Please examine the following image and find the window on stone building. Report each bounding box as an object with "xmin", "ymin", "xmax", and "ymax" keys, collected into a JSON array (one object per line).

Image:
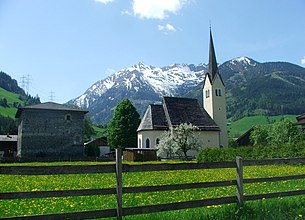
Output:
[
  {"xmin": 65, "ymin": 114, "xmax": 71, "ymax": 121},
  {"xmin": 156, "ymin": 138, "xmax": 160, "ymax": 145},
  {"xmin": 74, "ymin": 136, "xmax": 81, "ymax": 145}
]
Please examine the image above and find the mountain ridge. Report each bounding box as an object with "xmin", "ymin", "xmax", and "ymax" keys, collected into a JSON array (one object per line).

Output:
[{"xmin": 69, "ymin": 57, "xmax": 305, "ymax": 124}]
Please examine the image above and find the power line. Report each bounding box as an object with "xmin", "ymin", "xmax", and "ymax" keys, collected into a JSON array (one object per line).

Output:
[
  {"xmin": 26, "ymin": 74, "xmax": 31, "ymax": 95},
  {"xmin": 20, "ymin": 76, "xmax": 27, "ymax": 91},
  {"xmin": 49, "ymin": 91, "xmax": 55, "ymax": 102},
  {"xmin": 20, "ymin": 74, "xmax": 31, "ymax": 94}
]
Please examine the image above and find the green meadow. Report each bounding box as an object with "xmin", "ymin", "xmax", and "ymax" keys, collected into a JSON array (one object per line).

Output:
[
  {"xmin": 1, "ymin": 162, "xmax": 305, "ymax": 219},
  {"xmin": 228, "ymin": 115, "xmax": 298, "ymax": 138},
  {"xmin": 0, "ymin": 87, "xmax": 23, "ymax": 118}
]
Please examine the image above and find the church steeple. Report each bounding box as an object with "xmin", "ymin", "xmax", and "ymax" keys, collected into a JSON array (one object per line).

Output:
[
  {"xmin": 203, "ymin": 28, "xmax": 228, "ymax": 147},
  {"xmin": 208, "ymin": 29, "xmax": 218, "ymax": 80}
]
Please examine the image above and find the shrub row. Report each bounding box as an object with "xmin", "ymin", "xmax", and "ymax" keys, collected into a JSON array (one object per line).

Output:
[{"xmin": 196, "ymin": 142, "xmax": 305, "ymax": 162}]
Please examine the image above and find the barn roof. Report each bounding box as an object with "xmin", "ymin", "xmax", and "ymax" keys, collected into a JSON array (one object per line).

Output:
[
  {"xmin": 15, "ymin": 102, "xmax": 88, "ymax": 118},
  {"xmin": 137, "ymin": 97, "xmax": 220, "ymax": 132}
]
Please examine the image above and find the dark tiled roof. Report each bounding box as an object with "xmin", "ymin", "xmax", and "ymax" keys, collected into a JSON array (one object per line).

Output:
[
  {"xmin": 137, "ymin": 105, "xmax": 168, "ymax": 131},
  {"xmin": 16, "ymin": 102, "xmax": 88, "ymax": 118},
  {"xmin": 163, "ymin": 97, "xmax": 219, "ymax": 131},
  {"xmin": 137, "ymin": 97, "xmax": 220, "ymax": 132},
  {"xmin": 151, "ymin": 105, "xmax": 168, "ymax": 129}
]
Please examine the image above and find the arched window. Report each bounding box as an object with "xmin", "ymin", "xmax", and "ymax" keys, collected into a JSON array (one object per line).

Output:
[
  {"xmin": 218, "ymin": 89, "xmax": 222, "ymax": 96},
  {"xmin": 145, "ymin": 138, "xmax": 150, "ymax": 148},
  {"xmin": 215, "ymin": 88, "xmax": 222, "ymax": 96},
  {"xmin": 205, "ymin": 90, "xmax": 210, "ymax": 98},
  {"xmin": 156, "ymin": 138, "xmax": 160, "ymax": 145}
]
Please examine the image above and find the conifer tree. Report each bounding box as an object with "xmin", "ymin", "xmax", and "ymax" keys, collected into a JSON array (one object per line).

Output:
[{"xmin": 108, "ymin": 99, "xmax": 140, "ymax": 149}]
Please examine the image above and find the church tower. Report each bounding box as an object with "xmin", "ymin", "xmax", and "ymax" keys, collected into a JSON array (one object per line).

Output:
[{"xmin": 203, "ymin": 29, "xmax": 228, "ymax": 147}]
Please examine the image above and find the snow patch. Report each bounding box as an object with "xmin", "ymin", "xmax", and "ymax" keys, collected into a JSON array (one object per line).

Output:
[{"xmin": 231, "ymin": 57, "xmax": 256, "ymax": 66}]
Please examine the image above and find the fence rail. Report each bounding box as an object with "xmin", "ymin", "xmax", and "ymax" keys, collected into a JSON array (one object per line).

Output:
[{"xmin": 1, "ymin": 150, "xmax": 305, "ymax": 220}]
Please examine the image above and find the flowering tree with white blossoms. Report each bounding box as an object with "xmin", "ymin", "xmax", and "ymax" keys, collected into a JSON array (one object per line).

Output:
[{"xmin": 157, "ymin": 123, "xmax": 200, "ymax": 159}]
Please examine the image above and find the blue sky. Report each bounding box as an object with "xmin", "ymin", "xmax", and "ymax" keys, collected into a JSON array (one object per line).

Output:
[{"xmin": 0, "ymin": 0, "xmax": 304, "ymax": 103}]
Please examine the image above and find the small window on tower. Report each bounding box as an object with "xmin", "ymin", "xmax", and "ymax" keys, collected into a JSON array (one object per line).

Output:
[
  {"xmin": 215, "ymin": 89, "xmax": 218, "ymax": 96},
  {"xmin": 206, "ymin": 90, "xmax": 210, "ymax": 98},
  {"xmin": 218, "ymin": 89, "xmax": 222, "ymax": 96}
]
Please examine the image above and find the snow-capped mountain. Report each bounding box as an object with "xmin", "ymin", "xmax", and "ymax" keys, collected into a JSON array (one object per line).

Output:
[
  {"xmin": 69, "ymin": 57, "xmax": 305, "ymax": 124},
  {"xmin": 69, "ymin": 62, "xmax": 207, "ymax": 124}
]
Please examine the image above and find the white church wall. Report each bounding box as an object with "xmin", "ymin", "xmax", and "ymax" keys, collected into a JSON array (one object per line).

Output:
[
  {"xmin": 138, "ymin": 130, "xmax": 220, "ymax": 158},
  {"xmin": 137, "ymin": 130, "xmax": 164, "ymax": 149}
]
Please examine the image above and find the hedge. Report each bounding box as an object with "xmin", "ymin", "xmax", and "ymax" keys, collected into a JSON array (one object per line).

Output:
[{"xmin": 197, "ymin": 142, "xmax": 305, "ymax": 162}]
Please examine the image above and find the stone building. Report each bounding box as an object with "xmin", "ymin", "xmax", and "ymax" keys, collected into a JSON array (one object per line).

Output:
[{"xmin": 15, "ymin": 102, "xmax": 88, "ymax": 160}]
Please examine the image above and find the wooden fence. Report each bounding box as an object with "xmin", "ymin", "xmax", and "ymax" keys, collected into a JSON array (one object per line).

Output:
[{"xmin": 0, "ymin": 149, "xmax": 305, "ymax": 220}]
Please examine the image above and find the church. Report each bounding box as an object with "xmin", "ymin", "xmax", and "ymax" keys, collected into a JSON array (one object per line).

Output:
[{"xmin": 137, "ymin": 30, "xmax": 228, "ymax": 154}]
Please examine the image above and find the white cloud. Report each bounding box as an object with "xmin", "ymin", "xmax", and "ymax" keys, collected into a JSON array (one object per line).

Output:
[
  {"xmin": 132, "ymin": 0, "xmax": 189, "ymax": 19},
  {"xmin": 158, "ymin": 23, "xmax": 177, "ymax": 32},
  {"xmin": 301, "ymin": 56, "xmax": 305, "ymax": 65},
  {"xmin": 121, "ymin": 10, "xmax": 132, "ymax": 16},
  {"xmin": 95, "ymin": 0, "xmax": 114, "ymax": 4}
]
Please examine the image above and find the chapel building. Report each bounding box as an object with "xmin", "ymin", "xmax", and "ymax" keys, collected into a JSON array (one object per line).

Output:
[{"xmin": 137, "ymin": 30, "xmax": 228, "ymax": 155}]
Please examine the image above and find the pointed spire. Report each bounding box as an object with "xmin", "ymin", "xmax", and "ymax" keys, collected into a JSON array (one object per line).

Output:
[{"xmin": 208, "ymin": 28, "xmax": 218, "ymax": 80}]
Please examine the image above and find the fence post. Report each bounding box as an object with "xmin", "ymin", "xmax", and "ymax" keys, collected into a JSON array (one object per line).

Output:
[
  {"xmin": 116, "ymin": 148, "xmax": 123, "ymax": 220},
  {"xmin": 236, "ymin": 156, "xmax": 244, "ymax": 205}
]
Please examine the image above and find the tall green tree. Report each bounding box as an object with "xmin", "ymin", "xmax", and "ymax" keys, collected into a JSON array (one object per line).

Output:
[{"xmin": 108, "ymin": 99, "xmax": 140, "ymax": 149}]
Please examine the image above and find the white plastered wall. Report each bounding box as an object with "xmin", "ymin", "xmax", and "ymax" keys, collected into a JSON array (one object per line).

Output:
[
  {"xmin": 138, "ymin": 130, "xmax": 220, "ymax": 158},
  {"xmin": 137, "ymin": 130, "xmax": 165, "ymax": 149}
]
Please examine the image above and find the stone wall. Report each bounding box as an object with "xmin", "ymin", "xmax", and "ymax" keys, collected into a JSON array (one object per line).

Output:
[{"xmin": 17, "ymin": 109, "xmax": 85, "ymax": 160}]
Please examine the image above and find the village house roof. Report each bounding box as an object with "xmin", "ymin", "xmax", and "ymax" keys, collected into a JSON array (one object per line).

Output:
[
  {"xmin": 296, "ymin": 113, "xmax": 305, "ymax": 125},
  {"xmin": 15, "ymin": 102, "xmax": 88, "ymax": 118},
  {"xmin": 137, "ymin": 97, "xmax": 220, "ymax": 132},
  {"xmin": 0, "ymin": 135, "xmax": 17, "ymax": 142}
]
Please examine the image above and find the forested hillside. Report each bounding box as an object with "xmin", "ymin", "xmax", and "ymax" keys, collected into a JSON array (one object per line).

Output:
[
  {"xmin": 185, "ymin": 58, "xmax": 305, "ymax": 121},
  {"xmin": 0, "ymin": 71, "xmax": 40, "ymax": 134}
]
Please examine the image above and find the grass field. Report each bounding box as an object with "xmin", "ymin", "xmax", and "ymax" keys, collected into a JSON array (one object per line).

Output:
[
  {"xmin": 1, "ymin": 162, "xmax": 305, "ymax": 219},
  {"xmin": 0, "ymin": 87, "xmax": 23, "ymax": 118},
  {"xmin": 228, "ymin": 115, "xmax": 298, "ymax": 138}
]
